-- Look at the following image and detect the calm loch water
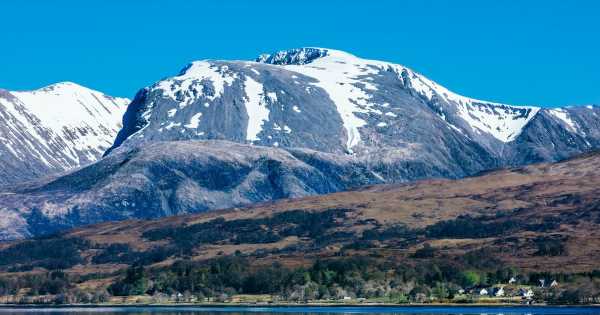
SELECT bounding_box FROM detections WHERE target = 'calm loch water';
[0,306,600,315]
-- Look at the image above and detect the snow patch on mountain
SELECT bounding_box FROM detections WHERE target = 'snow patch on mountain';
[455,103,540,142]
[259,47,540,144]
[184,112,203,129]
[155,61,237,106]
[402,71,540,142]
[549,108,578,132]
[243,76,270,141]
[277,49,383,151]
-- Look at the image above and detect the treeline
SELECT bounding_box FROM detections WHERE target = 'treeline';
[0,208,589,304]
[105,255,600,304]
[0,237,89,271]
[107,255,473,301]
[1,254,600,304]
[0,270,111,304]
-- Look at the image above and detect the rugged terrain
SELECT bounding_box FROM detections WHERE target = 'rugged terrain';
[0,140,385,240]
[0,82,129,185]
[1,47,599,241]
[109,47,600,171]
[1,151,599,282]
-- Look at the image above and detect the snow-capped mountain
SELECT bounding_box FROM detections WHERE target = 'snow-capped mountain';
[2,48,599,241]
[0,82,129,185]
[108,47,599,170]
[259,48,542,145]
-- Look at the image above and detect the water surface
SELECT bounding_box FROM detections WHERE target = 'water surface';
[0,306,599,315]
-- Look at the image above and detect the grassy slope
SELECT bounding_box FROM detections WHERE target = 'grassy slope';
[1,151,600,284]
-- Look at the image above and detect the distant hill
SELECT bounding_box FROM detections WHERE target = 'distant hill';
[0,151,599,302]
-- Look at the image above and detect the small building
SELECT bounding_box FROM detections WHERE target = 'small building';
[479,288,488,296]
[550,280,559,288]
[520,288,534,299]
[343,296,352,301]
[495,287,505,297]
[509,277,517,284]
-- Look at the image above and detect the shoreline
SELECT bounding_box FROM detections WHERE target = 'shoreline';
[1,303,600,308]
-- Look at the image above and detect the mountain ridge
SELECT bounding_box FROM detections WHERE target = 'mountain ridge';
[107,47,599,161]
[0,82,129,185]
[1,47,599,241]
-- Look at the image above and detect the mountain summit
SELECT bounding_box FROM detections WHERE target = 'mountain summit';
[0,82,129,185]
[108,47,598,169]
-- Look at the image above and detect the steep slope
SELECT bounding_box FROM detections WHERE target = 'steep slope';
[107,48,599,173]
[0,140,386,240]
[2,135,492,241]
[0,82,129,185]
[508,107,600,164]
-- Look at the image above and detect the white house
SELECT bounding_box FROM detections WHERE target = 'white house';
[495,287,505,297]
[509,277,517,284]
[550,280,559,288]
[522,289,534,299]
[479,288,488,296]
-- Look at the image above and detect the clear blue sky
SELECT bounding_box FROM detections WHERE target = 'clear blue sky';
[1,0,598,107]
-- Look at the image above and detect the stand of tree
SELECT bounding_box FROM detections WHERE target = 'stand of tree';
[102,256,600,304]
[0,208,595,304]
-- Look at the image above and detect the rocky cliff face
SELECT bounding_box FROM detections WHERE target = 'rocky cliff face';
[0,82,129,185]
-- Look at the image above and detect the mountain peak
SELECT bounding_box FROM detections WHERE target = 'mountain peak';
[118,47,595,159]
[46,81,80,87]
[256,47,333,65]
[0,81,130,186]
[26,82,130,105]
[36,81,88,92]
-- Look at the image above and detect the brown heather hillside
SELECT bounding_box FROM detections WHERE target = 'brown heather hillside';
[2,151,600,284]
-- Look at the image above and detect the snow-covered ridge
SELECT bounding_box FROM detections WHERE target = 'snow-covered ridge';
[0,82,129,168]
[154,61,237,107]
[149,47,545,150]
[11,82,129,138]
[399,66,540,142]
[548,108,579,132]
[258,47,541,144]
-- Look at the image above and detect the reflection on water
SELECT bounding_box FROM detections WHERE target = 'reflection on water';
[0,307,599,315]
